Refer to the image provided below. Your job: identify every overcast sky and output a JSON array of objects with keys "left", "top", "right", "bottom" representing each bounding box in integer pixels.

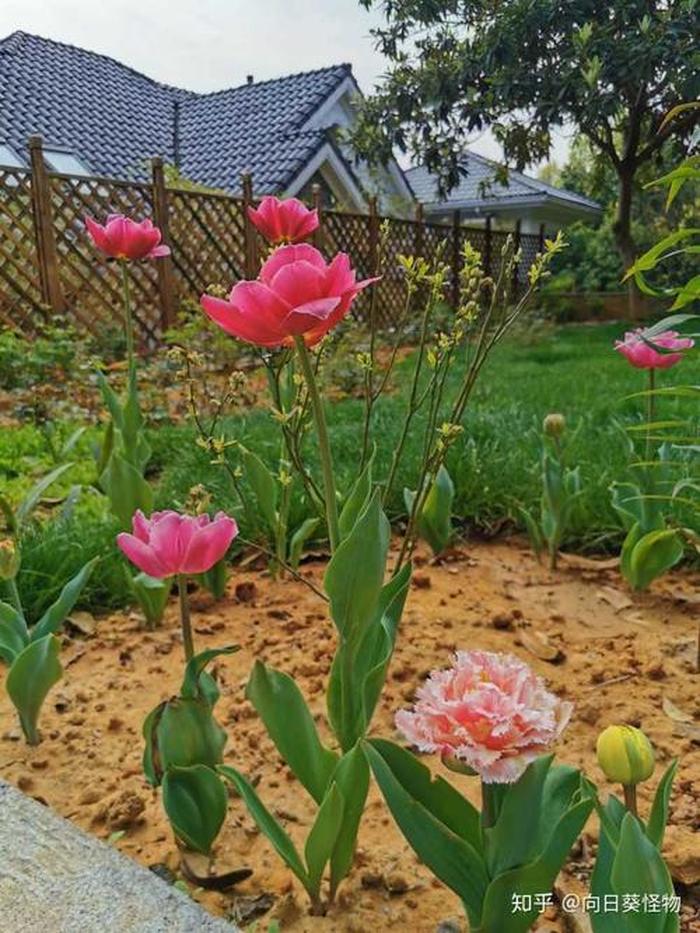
[{"left": 1, "top": 0, "right": 570, "bottom": 168}]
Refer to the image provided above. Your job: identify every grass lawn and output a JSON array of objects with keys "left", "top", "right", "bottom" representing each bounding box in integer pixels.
[{"left": 5, "top": 320, "right": 700, "bottom": 618}]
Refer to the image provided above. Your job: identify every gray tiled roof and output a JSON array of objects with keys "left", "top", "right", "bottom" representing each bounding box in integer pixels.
[
  {"left": 406, "top": 151, "right": 600, "bottom": 214},
  {"left": 0, "top": 30, "right": 351, "bottom": 192}
]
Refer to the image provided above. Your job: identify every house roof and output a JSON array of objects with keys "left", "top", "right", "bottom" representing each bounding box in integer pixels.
[
  {"left": 0, "top": 31, "right": 353, "bottom": 193},
  {"left": 406, "top": 151, "right": 601, "bottom": 217}
]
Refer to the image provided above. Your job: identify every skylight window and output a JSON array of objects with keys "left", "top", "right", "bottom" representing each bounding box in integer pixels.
[
  {"left": 43, "top": 149, "right": 91, "bottom": 176},
  {"left": 0, "top": 143, "right": 25, "bottom": 168}
]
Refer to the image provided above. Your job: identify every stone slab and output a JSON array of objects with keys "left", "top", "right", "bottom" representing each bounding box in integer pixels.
[{"left": 0, "top": 779, "right": 236, "bottom": 932}]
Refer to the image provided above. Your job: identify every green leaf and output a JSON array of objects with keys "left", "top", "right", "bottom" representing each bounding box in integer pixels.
[
  {"left": 198, "top": 558, "right": 228, "bottom": 600},
  {"left": 339, "top": 450, "right": 374, "bottom": 540},
  {"left": 16, "top": 463, "right": 74, "bottom": 529},
  {"left": 240, "top": 447, "right": 279, "bottom": 532},
  {"left": 246, "top": 660, "right": 338, "bottom": 804},
  {"left": 130, "top": 572, "right": 170, "bottom": 629},
  {"left": 60, "top": 426, "right": 87, "bottom": 459},
  {"left": 149, "top": 696, "right": 229, "bottom": 783},
  {"left": 610, "top": 814, "right": 678, "bottom": 933},
  {"left": 324, "top": 489, "right": 389, "bottom": 644},
  {"left": 417, "top": 465, "right": 455, "bottom": 556},
  {"left": 32, "top": 557, "right": 98, "bottom": 641},
  {"left": 484, "top": 755, "right": 553, "bottom": 876},
  {"left": 162, "top": 764, "right": 228, "bottom": 855},
  {"left": 181, "top": 646, "right": 240, "bottom": 702},
  {"left": 646, "top": 759, "right": 678, "bottom": 849},
  {"left": 96, "top": 370, "right": 124, "bottom": 430},
  {"left": 364, "top": 739, "right": 487, "bottom": 926},
  {"left": 590, "top": 794, "right": 627, "bottom": 933},
  {"left": 479, "top": 795, "right": 593, "bottom": 933},
  {"left": 289, "top": 517, "right": 320, "bottom": 570},
  {"left": 0, "top": 602, "right": 29, "bottom": 664},
  {"left": 218, "top": 765, "right": 311, "bottom": 893},
  {"left": 6, "top": 634, "right": 62, "bottom": 744},
  {"left": 304, "top": 782, "right": 345, "bottom": 897},
  {"left": 329, "top": 745, "right": 370, "bottom": 895},
  {"left": 628, "top": 528, "right": 684, "bottom": 590},
  {"left": 100, "top": 452, "right": 153, "bottom": 529},
  {"left": 518, "top": 506, "right": 544, "bottom": 555}
]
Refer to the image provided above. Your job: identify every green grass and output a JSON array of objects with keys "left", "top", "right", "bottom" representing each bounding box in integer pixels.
[{"left": 5, "top": 321, "right": 700, "bottom": 618}]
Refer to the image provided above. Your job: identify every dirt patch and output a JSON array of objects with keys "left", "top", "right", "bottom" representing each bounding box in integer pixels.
[{"left": 1, "top": 538, "right": 699, "bottom": 931}]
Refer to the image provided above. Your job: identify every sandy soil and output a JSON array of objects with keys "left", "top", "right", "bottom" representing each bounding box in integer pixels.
[{"left": 1, "top": 538, "right": 699, "bottom": 932}]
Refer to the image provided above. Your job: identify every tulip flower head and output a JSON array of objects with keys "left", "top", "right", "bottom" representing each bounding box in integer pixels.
[
  {"left": 596, "top": 724, "right": 655, "bottom": 786},
  {"left": 615, "top": 329, "right": 693, "bottom": 370},
  {"left": 396, "top": 649, "right": 573, "bottom": 783},
  {"left": 85, "top": 214, "right": 171, "bottom": 261},
  {"left": 248, "top": 196, "right": 319, "bottom": 244},
  {"left": 117, "top": 509, "right": 238, "bottom": 578},
  {"left": 201, "top": 244, "right": 377, "bottom": 348}
]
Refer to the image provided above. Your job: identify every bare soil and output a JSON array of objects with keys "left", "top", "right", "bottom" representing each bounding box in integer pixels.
[{"left": 1, "top": 538, "right": 699, "bottom": 931}]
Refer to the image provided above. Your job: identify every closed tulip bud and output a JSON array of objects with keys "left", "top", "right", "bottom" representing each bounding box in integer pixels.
[
  {"left": 0, "top": 538, "right": 19, "bottom": 581},
  {"left": 596, "top": 725, "right": 655, "bottom": 786},
  {"left": 543, "top": 413, "right": 566, "bottom": 438}
]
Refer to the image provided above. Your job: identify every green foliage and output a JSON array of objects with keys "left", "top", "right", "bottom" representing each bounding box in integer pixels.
[
  {"left": 162, "top": 764, "right": 228, "bottom": 855},
  {"left": 365, "top": 740, "right": 593, "bottom": 932},
  {"left": 128, "top": 571, "right": 170, "bottom": 630},
  {"left": 404, "top": 464, "right": 455, "bottom": 556},
  {"left": 0, "top": 317, "right": 82, "bottom": 390}
]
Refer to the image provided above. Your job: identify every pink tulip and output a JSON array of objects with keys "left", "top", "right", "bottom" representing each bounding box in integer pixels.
[
  {"left": 85, "top": 214, "right": 171, "bottom": 261},
  {"left": 395, "top": 650, "right": 572, "bottom": 784},
  {"left": 615, "top": 329, "right": 693, "bottom": 370},
  {"left": 117, "top": 510, "right": 238, "bottom": 578},
  {"left": 201, "top": 244, "right": 377, "bottom": 348},
  {"left": 248, "top": 196, "right": 319, "bottom": 244}
]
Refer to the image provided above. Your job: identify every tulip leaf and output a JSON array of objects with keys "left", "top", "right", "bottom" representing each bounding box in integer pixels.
[
  {"left": 142, "top": 703, "right": 163, "bottom": 786},
  {"left": 0, "top": 602, "right": 29, "bottom": 664},
  {"left": 198, "top": 558, "right": 228, "bottom": 600},
  {"left": 162, "top": 764, "right": 227, "bottom": 855},
  {"left": 240, "top": 447, "right": 279, "bottom": 533},
  {"left": 218, "top": 765, "right": 311, "bottom": 894},
  {"left": 289, "top": 517, "right": 320, "bottom": 570},
  {"left": 610, "top": 813, "right": 678, "bottom": 933},
  {"left": 129, "top": 571, "right": 170, "bottom": 629},
  {"left": 646, "top": 759, "right": 679, "bottom": 849},
  {"left": 407, "top": 464, "right": 455, "bottom": 556},
  {"left": 16, "top": 463, "right": 74, "bottom": 530},
  {"left": 6, "top": 634, "right": 62, "bottom": 744},
  {"left": 246, "top": 660, "right": 338, "bottom": 804},
  {"left": 32, "top": 557, "right": 98, "bottom": 641},
  {"left": 152, "top": 697, "right": 228, "bottom": 781},
  {"left": 100, "top": 452, "right": 153, "bottom": 529},
  {"left": 304, "top": 782, "right": 345, "bottom": 897},
  {"left": 181, "top": 645, "right": 240, "bottom": 702},
  {"left": 479, "top": 796, "right": 593, "bottom": 933},
  {"left": 628, "top": 528, "right": 684, "bottom": 590},
  {"left": 589, "top": 794, "right": 627, "bottom": 933},
  {"left": 329, "top": 744, "right": 370, "bottom": 895},
  {"left": 484, "top": 755, "right": 553, "bottom": 876},
  {"left": 363, "top": 739, "right": 486, "bottom": 926},
  {"left": 338, "top": 449, "right": 374, "bottom": 540}
]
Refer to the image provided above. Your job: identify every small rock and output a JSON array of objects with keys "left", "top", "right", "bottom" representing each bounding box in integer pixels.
[
  {"left": 360, "top": 870, "right": 384, "bottom": 889},
  {"left": 104, "top": 789, "right": 145, "bottom": 830},
  {"left": 235, "top": 581, "right": 257, "bottom": 603},
  {"left": 412, "top": 573, "right": 432, "bottom": 589},
  {"left": 385, "top": 871, "right": 410, "bottom": 894},
  {"left": 491, "top": 612, "right": 514, "bottom": 631}
]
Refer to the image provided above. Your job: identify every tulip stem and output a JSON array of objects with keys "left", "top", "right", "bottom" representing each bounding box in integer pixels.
[
  {"left": 120, "top": 263, "right": 135, "bottom": 372},
  {"left": 294, "top": 337, "right": 339, "bottom": 553},
  {"left": 622, "top": 783, "right": 638, "bottom": 818},
  {"left": 178, "top": 574, "right": 194, "bottom": 662},
  {"left": 645, "top": 369, "right": 655, "bottom": 462}
]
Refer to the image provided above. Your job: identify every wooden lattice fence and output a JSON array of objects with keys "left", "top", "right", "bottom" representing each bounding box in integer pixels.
[{"left": 0, "top": 136, "right": 544, "bottom": 347}]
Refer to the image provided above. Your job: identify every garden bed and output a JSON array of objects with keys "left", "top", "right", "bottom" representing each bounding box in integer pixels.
[{"left": 1, "top": 537, "right": 698, "bottom": 931}]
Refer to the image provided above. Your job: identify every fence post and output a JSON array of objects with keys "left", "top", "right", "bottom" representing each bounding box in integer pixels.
[
  {"left": 538, "top": 222, "right": 546, "bottom": 254},
  {"left": 511, "top": 218, "right": 522, "bottom": 294},
  {"left": 241, "top": 172, "right": 258, "bottom": 278},
  {"left": 151, "top": 157, "right": 176, "bottom": 331},
  {"left": 368, "top": 195, "right": 380, "bottom": 276},
  {"left": 414, "top": 202, "right": 424, "bottom": 258},
  {"left": 484, "top": 215, "right": 492, "bottom": 279},
  {"left": 28, "top": 135, "right": 64, "bottom": 314},
  {"left": 451, "top": 209, "right": 461, "bottom": 307},
  {"left": 311, "top": 183, "right": 324, "bottom": 251}
]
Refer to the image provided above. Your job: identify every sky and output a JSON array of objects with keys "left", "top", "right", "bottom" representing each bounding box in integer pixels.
[{"left": 0, "top": 0, "right": 570, "bottom": 169}]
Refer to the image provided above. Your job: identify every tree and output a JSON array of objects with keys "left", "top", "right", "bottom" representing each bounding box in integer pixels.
[{"left": 353, "top": 0, "right": 699, "bottom": 311}]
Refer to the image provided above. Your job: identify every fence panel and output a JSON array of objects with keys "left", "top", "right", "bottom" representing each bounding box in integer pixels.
[
  {"left": 0, "top": 151, "right": 543, "bottom": 342},
  {"left": 0, "top": 167, "right": 43, "bottom": 330}
]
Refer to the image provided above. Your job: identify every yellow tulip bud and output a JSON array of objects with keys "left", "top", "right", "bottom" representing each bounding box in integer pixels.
[
  {"left": 596, "top": 725, "right": 655, "bottom": 786},
  {"left": 0, "top": 538, "right": 19, "bottom": 581},
  {"left": 543, "top": 413, "right": 566, "bottom": 438}
]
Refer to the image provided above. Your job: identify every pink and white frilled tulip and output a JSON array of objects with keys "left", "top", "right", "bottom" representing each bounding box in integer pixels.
[
  {"left": 615, "top": 329, "right": 694, "bottom": 370},
  {"left": 85, "top": 214, "right": 171, "bottom": 261},
  {"left": 395, "top": 650, "right": 573, "bottom": 784},
  {"left": 201, "top": 243, "right": 377, "bottom": 348},
  {"left": 248, "top": 196, "right": 319, "bottom": 244},
  {"left": 117, "top": 510, "right": 238, "bottom": 578}
]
